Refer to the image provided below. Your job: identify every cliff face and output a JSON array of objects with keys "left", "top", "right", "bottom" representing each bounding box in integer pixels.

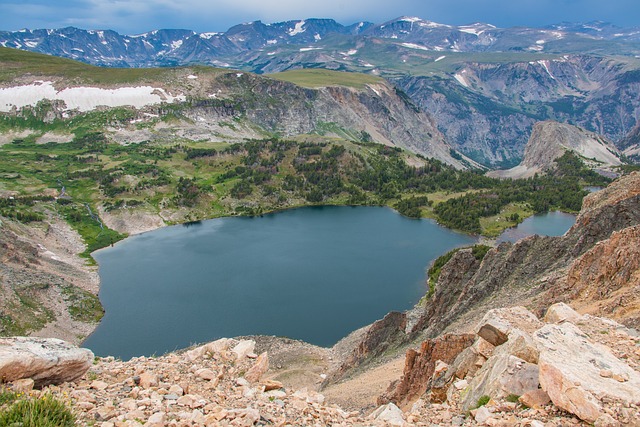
[
  {"left": 395, "top": 56, "right": 640, "bottom": 167},
  {"left": 217, "top": 74, "right": 473, "bottom": 168},
  {"left": 489, "top": 121, "right": 622, "bottom": 179},
  {"left": 418, "top": 171, "right": 640, "bottom": 335},
  {"left": 329, "top": 172, "right": 640, "bottom": 382},
  {"left": 0, "top": 53, "right": 472, "bottom": 168}
]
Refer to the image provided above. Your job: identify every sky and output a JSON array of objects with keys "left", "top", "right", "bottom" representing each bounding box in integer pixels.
[{"left": 0, "top": 0, "right": 638, "bottom": 34}]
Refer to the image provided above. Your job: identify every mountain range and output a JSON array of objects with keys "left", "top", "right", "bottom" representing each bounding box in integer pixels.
[
  {"left": 1, "top": 17, "right": 640, "bottom": 167},
  {"left": 2, "top": 18, "right": 639, "bottom": 68}
]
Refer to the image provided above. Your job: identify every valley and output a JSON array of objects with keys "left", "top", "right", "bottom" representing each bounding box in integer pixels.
[{"left": 0, "top": 13, "right": 639, "bottom": 426}]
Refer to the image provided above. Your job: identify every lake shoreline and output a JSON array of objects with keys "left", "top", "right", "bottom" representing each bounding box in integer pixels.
[{"left": 83, "top": 205, "right": 477, "bottom": 360}]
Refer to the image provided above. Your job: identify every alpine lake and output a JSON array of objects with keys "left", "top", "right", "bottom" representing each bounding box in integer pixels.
[{"left": 83, "top": 206, "right": 574, "bottom": 360}]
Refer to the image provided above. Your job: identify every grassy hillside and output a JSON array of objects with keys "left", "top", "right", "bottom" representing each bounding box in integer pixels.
[
  {"left": 0, "top": 47, "right": 226, "bottom": 84},
  {"left": 268, "top": 68, "right": 383, "bottom": 88}
]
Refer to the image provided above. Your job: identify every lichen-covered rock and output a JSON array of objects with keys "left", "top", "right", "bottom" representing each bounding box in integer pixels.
[
  {"left": 534, "top": 322, "right": 640, "bottom": 423},
  {"left": 0, "top": 337, "right": 93, "bottom": 386},
  {"left": 461, "top": 352, "right": 539, "bottom": 411}
]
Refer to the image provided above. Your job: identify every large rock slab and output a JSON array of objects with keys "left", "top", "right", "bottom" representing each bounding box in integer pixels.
[
  {"left": 461, "top": 352, "right": 539, "bottom": 411},
  {"left": 477, "top": 307, "right": 543, "bottom": 346},
  {"left": 534, "top": 322, "right": 640, "bottom": 423},
  {"left": 0, "top": 337, "right": 93, "bottom": 386},
  {"left": 544, "top": 302, "right": 583, "bottom": 324}
]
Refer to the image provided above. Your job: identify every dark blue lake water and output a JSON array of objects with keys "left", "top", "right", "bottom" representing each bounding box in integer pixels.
[
  {"left": 83, "top": 206, "right": 476, "bottom": 360},
  {"left": 496, "top": 211, "right": 576, "bottom": 244}
]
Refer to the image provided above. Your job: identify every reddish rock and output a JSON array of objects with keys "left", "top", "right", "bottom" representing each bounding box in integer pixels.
[
  {"left": 379, "top": 333, "right": 475, "bottom": 408},
  {"left": 519, "top": 389, "right": 551, "bottom": 409},
  {"left": 244, "top": 352, "right": 268, "bottom": 383}
]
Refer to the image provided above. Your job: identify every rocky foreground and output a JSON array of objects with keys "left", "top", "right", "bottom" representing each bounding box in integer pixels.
[{"left": 0, "top": 301, "right": 638, "bottom": 426}]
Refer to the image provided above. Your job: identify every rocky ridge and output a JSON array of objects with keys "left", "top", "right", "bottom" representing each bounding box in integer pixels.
[
  {"left": 378, "top": 303, "right": 640, "bottom": 426},
  {"left": 327, "top": 172, "right": 640, "bottom": 385},
  {"left": 1, "top": 304, "right": 638, "bottom": 426},
  {"left": 489, "top": 121, "right": 622, "bottom": 179},
  {"left": 0, "top": 50, "right": 471, "bottom": 168}
]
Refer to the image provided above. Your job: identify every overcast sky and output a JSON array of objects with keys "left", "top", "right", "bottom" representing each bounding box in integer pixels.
[{"left": 0, "top": 0, "right": 638, "bottom": 34}]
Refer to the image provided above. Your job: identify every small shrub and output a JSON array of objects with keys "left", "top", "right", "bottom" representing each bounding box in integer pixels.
[
  {"left": 0, "top": 394, "right": 75, "bottom": 427},
  {"left": 475, "top": 395, "right": 491, "bottom": 408},
  {"left": 0, "top": 389, "right": 18, "bottom": 406},
  {"left": 506, "top": 394, "right": 520, "bottom": 403}
]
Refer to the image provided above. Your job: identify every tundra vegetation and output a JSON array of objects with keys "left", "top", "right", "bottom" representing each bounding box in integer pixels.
[{"left": 0, "top": 113, "right": 611, "bottom": 258}]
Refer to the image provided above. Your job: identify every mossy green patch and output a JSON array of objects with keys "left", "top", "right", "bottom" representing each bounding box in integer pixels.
[{"left": 61, "top": 286, "right": 104, "bottom": 323}]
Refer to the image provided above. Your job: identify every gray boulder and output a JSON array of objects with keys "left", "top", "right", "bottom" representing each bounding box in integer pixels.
[{"left": 0, "top": 337, "right": 93, "bottom": 386}]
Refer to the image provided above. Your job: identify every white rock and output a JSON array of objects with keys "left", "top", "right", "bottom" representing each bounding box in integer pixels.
[
  {"left": 474, "top": 405, "right": 493, "bottom": 424},
  {"left": 370, "top": 402, "right": 406, "bottom": 426},
  {"left": 461, "top": 352, "right": 539, "bottom": 410},
  {"left": 145, "top": 412, "right": 165, "bottom": 426},
  {"left": 232, "top": 340, "right": 256, "bottom": 360},
  {"left": 0, "top": 337, "right": 93, "bottom": 386},
  {"left": 184, "top": 338, "right": 234, "bottom": 361},
  {"left": 453, "top": 379, "right": 468, "bottom": 390},
  {"left": 534, "top": 322, "right": 640, "bottom": 423},
  {"left": 544, "top": 302, "right": 583, "bottom": 324},
  {"left": 195, "top": 368, "right": 216, "bottom": 380}
]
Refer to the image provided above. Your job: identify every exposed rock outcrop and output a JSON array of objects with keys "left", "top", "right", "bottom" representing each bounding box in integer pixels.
[
  {"left": 563, "top": 225, "right": 640, "bottom": 328},
  {"left": 0, "top": 214, "right": 101, "bottom": 344},
  {"left": 330, "top": 172, "right": 640, "bottom": 385},
  {"left": 379, "top": 333, "right": 475, "bottom": 408},
  {"left": 489, "top": 121, "right": 622, "bottom": 179},
  {"left": 0, "top": 337, "right": 93, "bottom": 386},
  {"left": 535, "top": 322, "right": 640, "bottom": 423},
  {"left": 381, "top": 304, "right": 640, "bottom": 426}
]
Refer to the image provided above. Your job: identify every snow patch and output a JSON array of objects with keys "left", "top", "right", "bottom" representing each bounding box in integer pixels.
[
  {"left": 419, "top": 21, "right": 451, "bottom": 28},
  {"left": 288, "top": 21, "right": 306, "bottom": 36},
  {"left": 537, "top": 60, "right": 555, "bottom": 80},
  {"left": 171, "top": 40, "right": 183, "bottom": 50},
  {"left": 24, "top": 41, "right": 38, "bottom": 48},
  {"left": 299, "top": 47, "right": 321, "bottom": 52},
  {"left": 459, "top": 27, "right": 483, "bottom": 36},
  {"left": 187, "top": 75, "right": 198, "bottom": 80},
  {"left": 363, "top": 63, "right": 375, "bottom": 67},
  {"left": 266, "top": 39, "right": 277, "bottom": 45},
  {"left": 401, "top": 42, "right": 429, "bottom": 51},
  {"left": 454, "top": 71, "right": 469, "bottom": 88},
  {"left": 536, "top": 39, "right": 546, "bottom": 44},
  {"left": 199, "top": 32, "right": 220, "bottom": 39},
  {"left": 434, "top": 55, "right": 446, "bottom": 62},
  {"left": 0, "top": 81, "right": 186, "bottom": 113},
  {"left": 314, "top": 33, "right": 321, "bottom": 41},
  {"left": 345, "top": 49, "right": 358, "bottom": 56},
  {"left": 399, "top": 17, "right": 422, "bottom": 23}
]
